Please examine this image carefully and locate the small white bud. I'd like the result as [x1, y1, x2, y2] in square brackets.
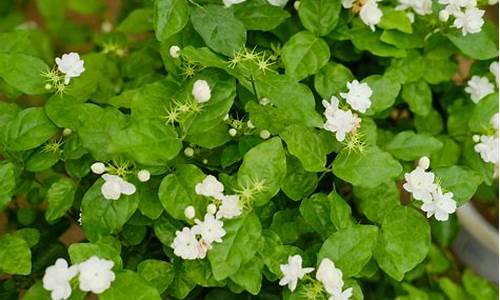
[184, 206, 196, 219]
[259, 130, 271, 139]
[228, 128, 237, 137]
[62, 128, 72, 136]
[439, 10, 449, 22]
[101, 21, 113, 33]
[207, 203, 217, 215]
[224, 114, 230, 121]
[473, 135, 480, 143]
[247, 120, 255, 129]
[91, 162, 106, 174]
[202, 159, 208, 165]
[169, 45, 181, 58]
[418, 156, 430, 170]
[45, 83, 52, 90]
[259, 97, 270, 106]
[294, 1, 301, 10]
[184, 147, 194, 157]
[406, 12, 415, 23]
[192, 80, 211, 103]
[137, 169, 151, 182]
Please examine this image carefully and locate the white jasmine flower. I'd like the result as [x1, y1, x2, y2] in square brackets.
[316, 258, 344, 295]
[169, 45, 181, 58]
[91, 162, 106, 174]
[267, 0, 288, 6]
[192, 80, 211, 103]
[329, 288, 354, 300]
[101, 174, 136, 200]
[452, 6, 484, 35]
[418, 156, 431, 170]
[78, 256, 115, 294]
[55, 52, 85, 85]
[195, 175, 225, 199]
[322, 97, 361, 142]
[359, 0, 383, 31]
[279, 255, 314, 292]
[396, 0, 432, 15]
[171, 227, 205, 260]
[260, 129, 271, 139]
[223, 0, 246, 7]
[192, 213, 226, 244]
[42, 259, 78, 300]
[340, 80, 373, 113]
[474, 135, 499, 164]
[489, 61, 498, 86]
[137, 169, 150, 182]
[402, 166, 437, 202]
[465, 76, 495, 103]
[439, 0, 476, 15]
[216, 194, 242, 219]
[184, 205, 196, 219]
[228, 128, 238, 137]
[207, 203, 217, 215]
[491, 113, 499, 130]
[421, 187, 457, 221]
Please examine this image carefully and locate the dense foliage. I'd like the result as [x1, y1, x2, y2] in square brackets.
[0, 0, 498, 299]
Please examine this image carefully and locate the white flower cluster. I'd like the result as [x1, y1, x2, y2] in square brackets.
[323, 80, 373, 142]
[171, 175, 242, 260]
[90, 162, 151, 200]
[279, 255, 352, 300]
[403, 157, 457, 221]
[342, 0, 383, 31]
[473, 113, 499, 172]
[438, 0, 485, 35]
[55, 52, 85, 85]
[465, 76, 495, 103]
[396, 0, 432, 16]
[43, 256, 115, 300]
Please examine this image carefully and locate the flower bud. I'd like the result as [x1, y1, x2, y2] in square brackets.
[294, 1, 300, 10]
[207, 203, 217, 215]
[418, 156, 430, 170]
[184, 206, 196, 219]
[184, 147, 194, 157]
[137, 169, 151, 182]
[473, 135, 480, 143]
[228, 128, 237, 137]
[192, 80, 211, 103]
[247, 120, 255, 129]
[259, 97, 270, 106]
[169, 45, 181, 58]
[439, 10, 449, 22]
[259, 129, 271, 139]
[62, 128, 72, 136]
[91, 162, 106, 174]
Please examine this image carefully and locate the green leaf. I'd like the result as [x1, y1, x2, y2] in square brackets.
[318, 225, 379, 277]
[26, 150, 60, 172]
[117, 8, 154, 34]
[351, 26, 406, 58]
[137, 259, 175, 294]
[468, 92, 499, 133]
[229, 258, 263, 295]
[385, 52, 425, 84]
[374, 206, 431, 281]
[462, 269, 499, 300]
[298, 0, 341, 36]
[384, 131, 443, 161]
[379, 9, 412, 34]
[100, 270, 162, 300]
[255, 72, 324, 128]
[46, 178, 77, 222]
[6, 107, 57, 152]
[236, 137, 286, 206]
[299, 193, 334, 238]
[0, 161, 16, 210]
[402, 80, 432, 116]
[328, 192, 354, 231]
[281, 155, 318, 201]
[280, 124, 327, 172]
[190, 5, 246, 56]
[434, 166, 482, 205]
[154, 0, 189, 42]
[314, 62, 354, 99]
[281, 31, 330, 81]
[109, 119, 182, 166]
[208, 212, 261, 280]
[363, 75, 401, 115]
[68, 239, 122, 268]
[0, 234, 31, 275]
[0, 53, 49, 95]
[22, 282, 51, 300]
[446, 31, 498, 60]
[438, 278, 469, 300]
[158, 164, 208, 221]
[81, 179, 140, 242]
[234, 0, 290, 31]
[415, 109, 444, 136]
[353, 181, 400, 224]
[430, 136, 460, 168]
[332, 146, 402, 188]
